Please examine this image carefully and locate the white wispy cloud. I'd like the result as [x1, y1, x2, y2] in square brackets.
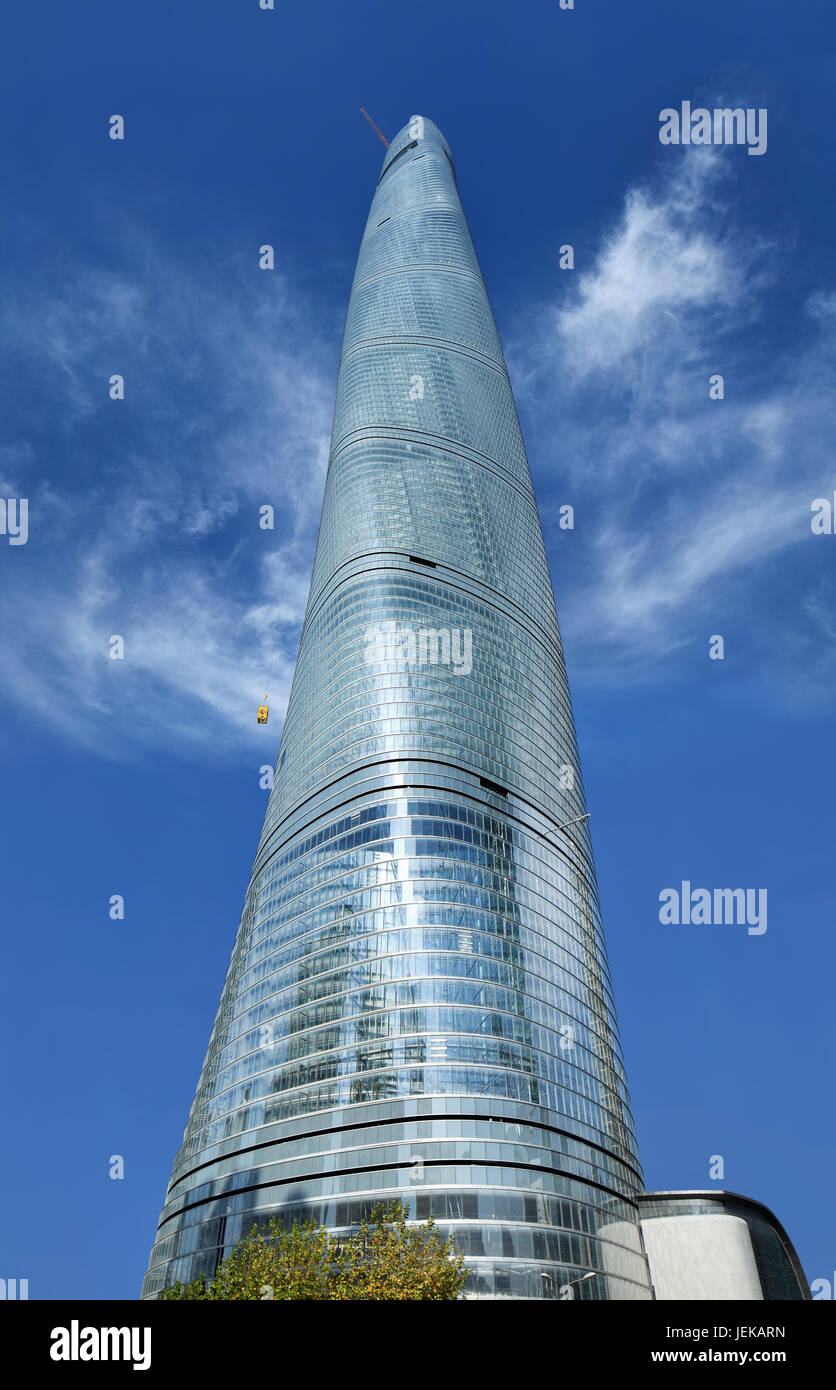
[509, 148, 836, 691]
[0, 246, 336, 759]
[553, 156, 750, 378]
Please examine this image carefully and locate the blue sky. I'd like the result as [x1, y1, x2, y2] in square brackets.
[1, 0, 833, 1298]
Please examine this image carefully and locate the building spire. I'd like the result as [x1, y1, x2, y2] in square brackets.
[359, 107, 389, 147]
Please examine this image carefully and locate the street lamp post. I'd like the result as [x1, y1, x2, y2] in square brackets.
[557, 1270, 597, 1300]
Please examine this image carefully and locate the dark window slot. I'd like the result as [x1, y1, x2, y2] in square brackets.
[409, 555, 436, 568]
[377, 140, 418, 184]
[480, 777, 509, 797]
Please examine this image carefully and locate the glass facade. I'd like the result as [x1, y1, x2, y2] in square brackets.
[142, 116, 652, 1299]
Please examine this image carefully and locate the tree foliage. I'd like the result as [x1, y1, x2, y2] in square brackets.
[161, 1200, 468, 1301]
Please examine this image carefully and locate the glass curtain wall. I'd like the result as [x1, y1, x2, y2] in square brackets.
[142, 116, 652, 1300]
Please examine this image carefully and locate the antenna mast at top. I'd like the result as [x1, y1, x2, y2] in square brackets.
[360, 108, 389, 148]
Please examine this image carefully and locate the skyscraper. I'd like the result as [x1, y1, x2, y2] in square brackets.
[142, 115, 653, 1300]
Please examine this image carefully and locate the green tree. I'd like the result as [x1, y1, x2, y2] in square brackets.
[161, 1201, 467, 1301]
[330, 1202, 467, 1301]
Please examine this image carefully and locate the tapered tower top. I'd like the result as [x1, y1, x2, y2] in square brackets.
[379, 114, 455, 178]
